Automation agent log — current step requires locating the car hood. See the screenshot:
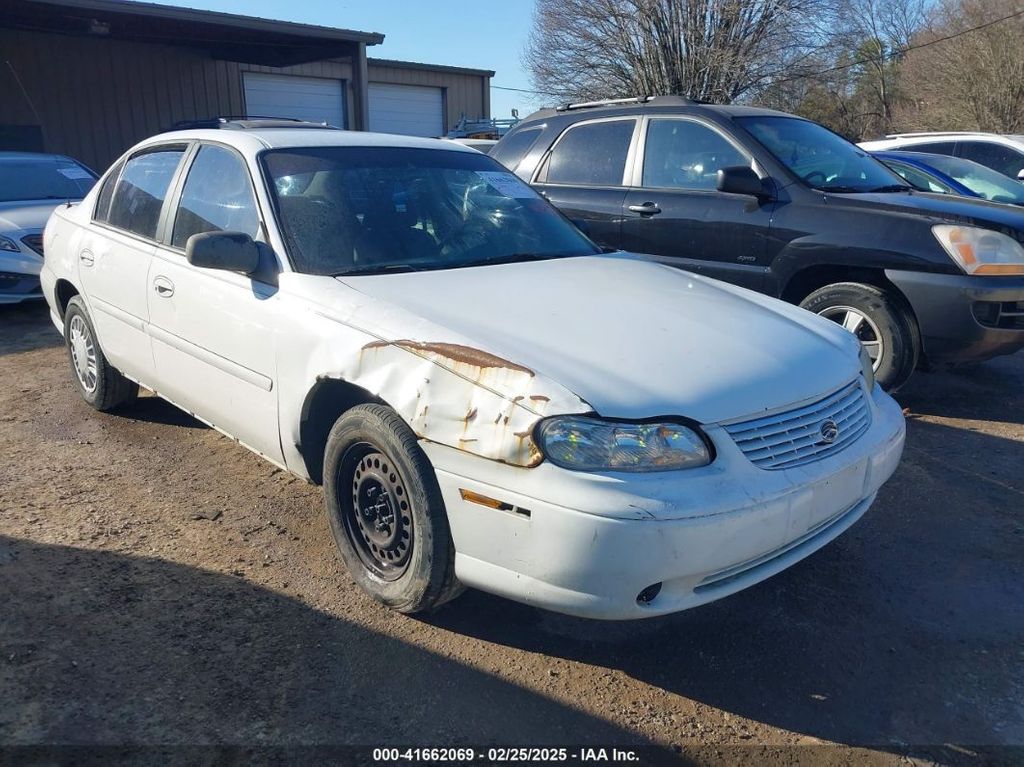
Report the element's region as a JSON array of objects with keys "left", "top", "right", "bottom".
[
  {"left": 0, "top": 200, "right": 66, "bottom": 232},
  {"left": 823, "top": 189, "right": 1024, "bottom": 233},
  {"left": 338, "top": 254, "right": 862, "bottom": 424}
]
